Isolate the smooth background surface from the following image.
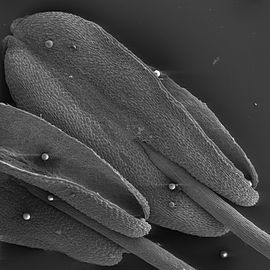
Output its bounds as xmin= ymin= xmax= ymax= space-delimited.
xmin=0 ymin=0 xmax=270 ymax=269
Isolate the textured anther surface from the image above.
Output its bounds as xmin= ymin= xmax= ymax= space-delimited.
xmin=0 ymin=104 xmax=151 ymax=238
xmin=158 ymin=71 xmax=258 ymax=188
xmin=0 ymin=173 xmax=125 ymax=266
xmin=4 ymin=12 xmax=258 ymax=237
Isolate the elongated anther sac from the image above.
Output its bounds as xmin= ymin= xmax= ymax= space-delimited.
xmin=140 ymin=142 xmax=270 ymax=260
xmin=38 ymin=192 xmax=196 ymax=270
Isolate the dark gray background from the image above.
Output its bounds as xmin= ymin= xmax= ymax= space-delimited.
xmin=0 ymin=0 xmax=270 ymax=269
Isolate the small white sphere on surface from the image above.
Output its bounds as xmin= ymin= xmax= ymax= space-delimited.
xmin=45 ymin=40 xmax=54 ymax=48
xmin=154 ymin=70 xmax=161 ymax=77
xmin=220 ymin=250 xmax=228 ymax=258
xmin=47 ymin=194 xmax=54 ymax=201
xmin=169 ymin=201 xmax=175 ymax=208
xmin=41 ymin=153 xmax=49 ymax=161
xmin=23 ymin=213 xmax=31 ymax=221
xmin=168 ymin=183 xmax=176 ymax=190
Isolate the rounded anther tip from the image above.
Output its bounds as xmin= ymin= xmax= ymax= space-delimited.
xmin=10 ymin=17 xmax=24 ymax=33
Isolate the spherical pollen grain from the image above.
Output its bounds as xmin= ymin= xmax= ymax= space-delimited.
xmin=23 ymin=213 xmax=31 ymax=221
xmin=41 ymin=153 xmax=49 ymax=161
xmin=45 ymin=40 xmax=54 ymax=48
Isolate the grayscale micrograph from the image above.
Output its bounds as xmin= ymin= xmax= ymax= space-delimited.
xmin=0 ymin=1 xmax=270 ymax=270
